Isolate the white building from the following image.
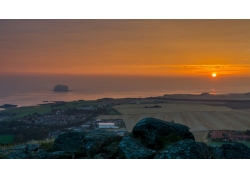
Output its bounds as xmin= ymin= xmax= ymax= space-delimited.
xmin=98 ymin=123 xmax=118 ymax=129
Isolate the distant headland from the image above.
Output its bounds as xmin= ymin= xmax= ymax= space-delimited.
xmin=53 ymin=85 xmax=72 ymax=92
xmin=0 ymin=104 xmax=18 ymax=109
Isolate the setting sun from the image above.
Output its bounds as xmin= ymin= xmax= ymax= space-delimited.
xmin=212 ymin=73 xmax=217 ymax=77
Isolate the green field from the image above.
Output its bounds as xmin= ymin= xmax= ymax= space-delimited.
xmin=0 ymin=135 xmax=15 ymax=144
xmin=106 ymin=108 xmax=122 ymax=115
xmin=0 ymin=100 xmax=96 ymax=121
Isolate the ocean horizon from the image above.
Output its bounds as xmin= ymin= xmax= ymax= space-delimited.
xmin=1 ymin=74 xmax=250 ymax=107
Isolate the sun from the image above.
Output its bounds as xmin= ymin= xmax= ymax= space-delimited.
xmin=212 ymin=73 xmax=217 ymax=77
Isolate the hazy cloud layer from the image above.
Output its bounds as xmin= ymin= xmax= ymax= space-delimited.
xmin=1 ymin=20 xmax=250 ymax=76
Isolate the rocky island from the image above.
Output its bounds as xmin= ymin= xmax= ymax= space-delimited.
xmin=53 ymin=85 xmax=71 ymax=92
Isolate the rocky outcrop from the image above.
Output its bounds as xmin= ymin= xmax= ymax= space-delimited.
xmin=50 ymin=129 xmax=122 ymax=159
xmin=155 ymin=139 xmax=210 ymax=159
xmin=83 ymin=129 xmax=123 ymax=158
xmin=53 ymin=85 xmax=69 ymax=92
xmin=0 ymin=144 xmax=40 ymax=159
xmin=1 ymin=118 xmax=250 ymax=159
xmin=118 ymin=136 xmax=156 ymax=159
xmin=118 ymin=118 xmax=200 ymax=159
xmin=210 ymin=143 xmax=250 ymax=159
xmin=52 ymin=131 xmax=86 ymax=153
xmin=131 ymin=118 xmax=195 ymax=150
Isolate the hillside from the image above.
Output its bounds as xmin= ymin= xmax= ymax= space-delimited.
xmin=1 ymin=118 xmax=250 ymax=159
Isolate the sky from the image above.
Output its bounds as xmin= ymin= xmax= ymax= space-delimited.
xmin=1 ymin=19 xmax=250 ymax=77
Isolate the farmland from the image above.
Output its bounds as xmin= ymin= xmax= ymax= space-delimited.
xmin=97 ymin=102 xmax=250 ymax=132
xmin=0 ymin=135 xmax=14 ymax=144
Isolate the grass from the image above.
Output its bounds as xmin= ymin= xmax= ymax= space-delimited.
xmin=106 ymin=108 xmax=122 ymax=115
xmin=52 ymin=100 xmax=96 ymax=109
xmin=0 ymin=135 xmax=15 ymax=144
xmin=27 ymin=139 xmax=55 ymax=150
xmin=0 ymin=105 xmax=52 ymax=120
xmin=0 ymin=100 xmax=96 ymax=121
xmin=0 ymin=138 xmax=55 ymax=149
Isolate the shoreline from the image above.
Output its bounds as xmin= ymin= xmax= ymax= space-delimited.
xmin=1 ymin=92 xmax=250 ymax=111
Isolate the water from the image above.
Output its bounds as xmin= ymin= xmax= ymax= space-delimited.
xmin=0 ymin=74 xmax=250 ymax=107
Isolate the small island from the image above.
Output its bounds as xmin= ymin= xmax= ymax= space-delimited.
xmin=53 ymin=85 xmax=71 ymax=92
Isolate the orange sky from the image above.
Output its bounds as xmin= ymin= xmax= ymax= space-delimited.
xmin=1 ymin=20 xmax=250 ymax=77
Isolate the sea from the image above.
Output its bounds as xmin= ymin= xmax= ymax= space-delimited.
xmin=1 ymin=74 xmax=250 ymax=108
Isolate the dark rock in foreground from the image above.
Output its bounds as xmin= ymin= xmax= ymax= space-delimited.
xmin=118 ymin=118 xmax=198 ymax=159
xmin=83 ymin=129 xmax=123 ymax=158
xmin=2 ymin=117 xmax=250 ymax=159
xmin=210 ymin=143 xmax=250 ymax=159
xmin=118 ymin=136 xmax=156 ymax=159
xmin=53 ymin=84 xmax=69 ymax=92
xmin=51 ymin=129 xmax=122 ymax=159
xmin=0 ymin=144 xmax=40 ymax=159
xmin=155 ymin=139 xmax=210 ymax=159
xmin=52 ymin=131 xmax=86 ymax=153
xmin=132 ymin=118 xmax=195 ymax=150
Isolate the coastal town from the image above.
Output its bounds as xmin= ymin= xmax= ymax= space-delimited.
xmin=17 ymin=109 xmax=86 ymax=126
xmin=0 ymin=101 xmax=128 ymax=144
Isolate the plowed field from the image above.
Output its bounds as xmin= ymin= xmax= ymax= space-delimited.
xmin=97 ymin=103 xmax=250 ymax=132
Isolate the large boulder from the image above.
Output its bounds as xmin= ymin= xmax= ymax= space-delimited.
xmin=82 ymin=129 xmax=123 ymax=158
xmin=51 ymin=130 xmax=123 ymax=159
xmin=155 ymin=139 xmax=210 ymax=159
xmin=118 ymin=118 xmax=195 ymax=159
xmin=132 ymin=118 xmax=194 ymax=150
xmin=52 ymin=132 xmax=86 ymax=153
xmin=118 ymin=136 xmax=156 ymax=159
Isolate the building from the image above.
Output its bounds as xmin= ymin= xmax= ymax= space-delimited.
xmin=210 ymin=130 xmax=250 ymax=142
xmin=98 ymin=123 xmax=118 ymax=129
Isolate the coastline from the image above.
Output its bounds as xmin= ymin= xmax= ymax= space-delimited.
xmin=1 ymin=91 xmax=250 ymax=111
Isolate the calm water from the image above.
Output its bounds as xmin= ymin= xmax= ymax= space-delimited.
xmin=0 ymin=75 xmax=250 ymax=107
